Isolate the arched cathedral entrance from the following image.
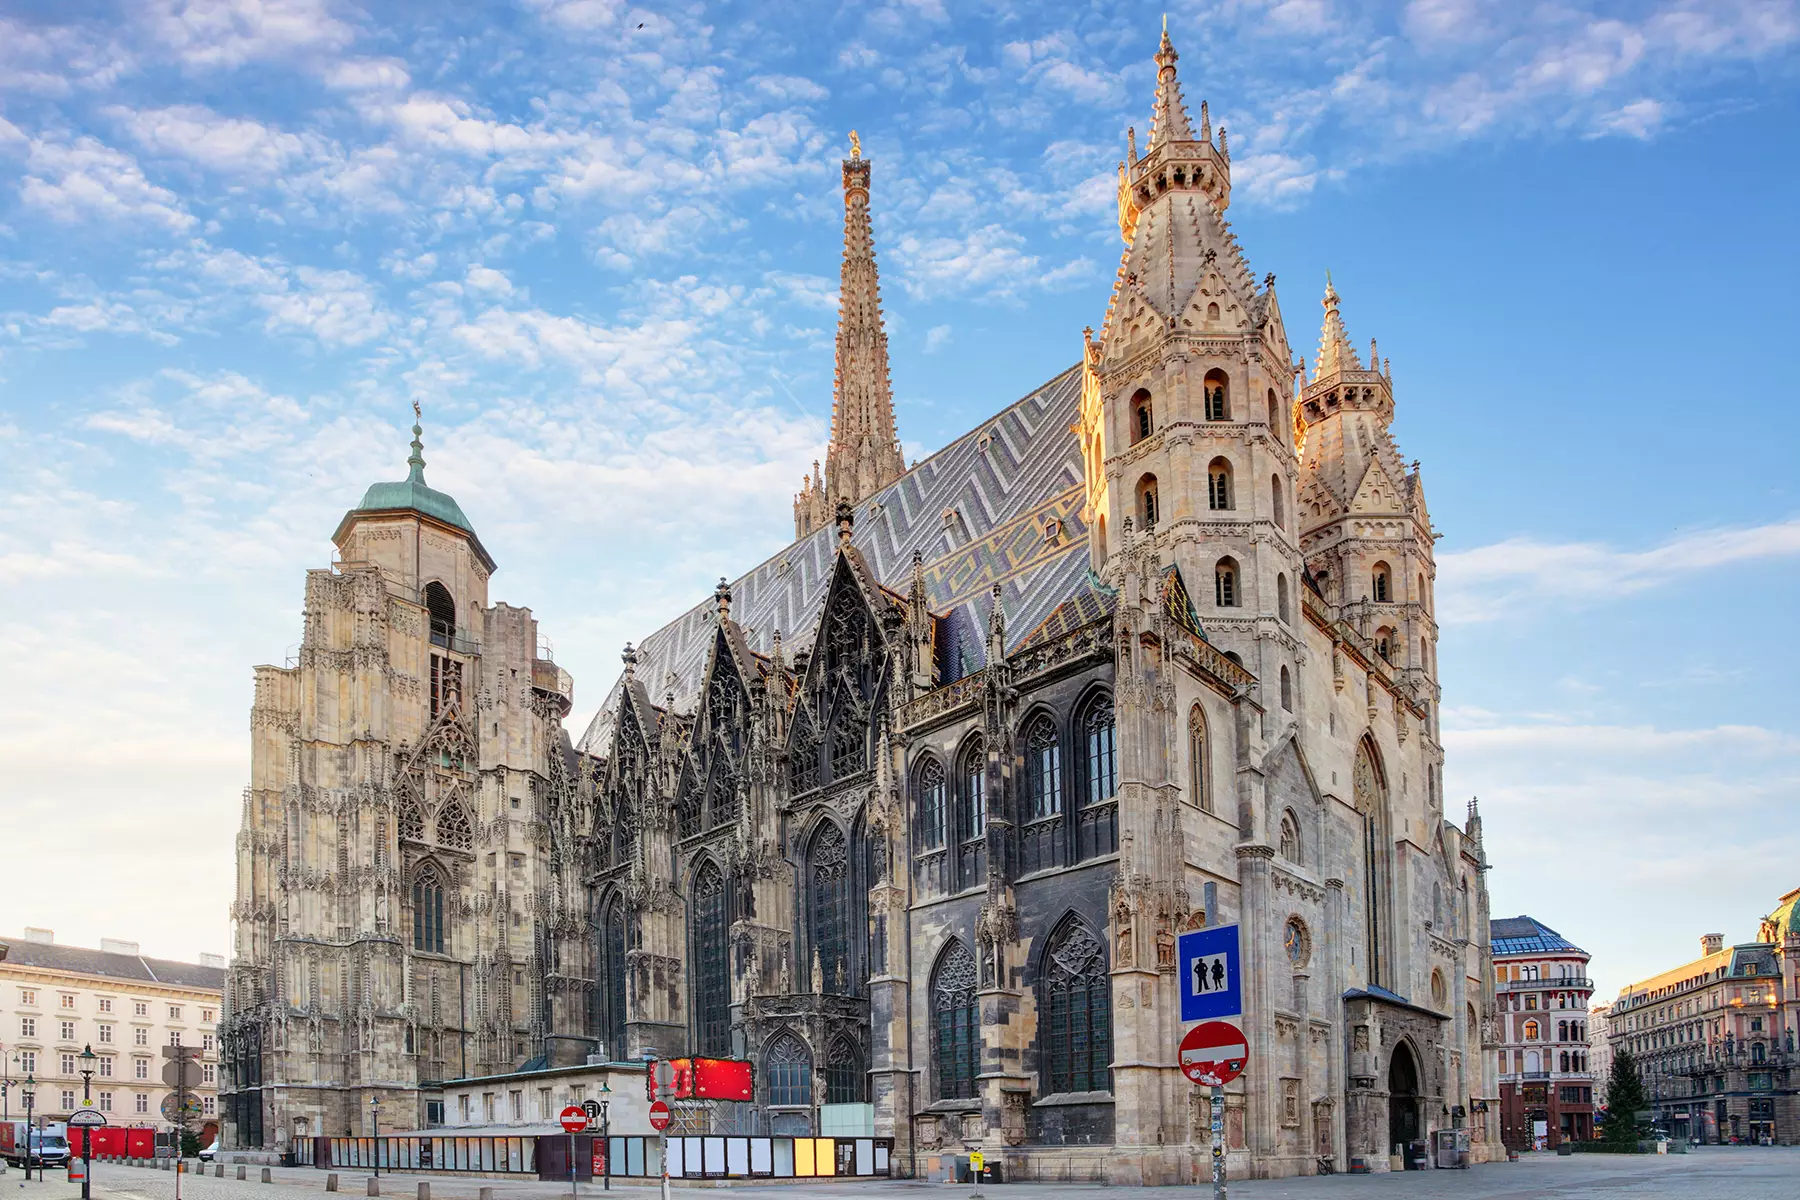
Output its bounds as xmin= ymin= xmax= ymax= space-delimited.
xmin=1388 ymin=1042 xmax=1421 ymax=1166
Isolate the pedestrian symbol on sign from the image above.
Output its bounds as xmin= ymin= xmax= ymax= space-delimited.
xmin=1191 ymin=951 xmax=1228 ymax=996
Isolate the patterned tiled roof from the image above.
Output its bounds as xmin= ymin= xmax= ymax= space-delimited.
xmin=579 ymin=364 xmax=1090 ymax=756
xmin=0 ymin=939 xmax=226 ymax=991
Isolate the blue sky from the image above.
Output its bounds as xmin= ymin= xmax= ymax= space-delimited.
xmin=1 ymin=0 xmax=1796 ymax=1002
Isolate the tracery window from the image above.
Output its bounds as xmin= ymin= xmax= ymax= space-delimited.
xmin=1188 ymin=704 xmax=1211 ymax=814
xmin=1021 ymin=714 xmax=1063 ymax=874
xmin=436 ymin=800 xmax=473 ymax=850
xmin=790 ymin=709 xmax=821 ymax=794
xmin=690 ymin=862 xmax=731 ymax=1055
xmin=1039 ymin=919 xmax=1111 ymax=1095
xmin=1278 ymin=810 xmax=1301 ymax=863
xmin=808 ymin=824 xmax=852 ymax=995
xmin=399 ymin=793 xmax=424 ymax=841
xmin=932 ymin=941 xmax=980 ymax=1101
xmin=676 ymin=769 xmax=703 ymax=839
xmin=412 ymin=867 xmax=445 ymax=955
xmin=709 ymin=761 xmax=739 ymax=828
xmin=595 ymin=898 xmax=627 ymax=1059
xmin=826 ymin=1035 xmax=865 ymax=1104
xmin=915 ymin=758 xmax=946 ymax=849
xmin=956 ymin=739 xmax=987 ymax=889
xmin=766 ymin=1034 xmax=812 ymax=1107
xmin=1077 ymin=694 xmax=1118 ymax=860
xmin=830 ymin=698 xmax=866 ymax=779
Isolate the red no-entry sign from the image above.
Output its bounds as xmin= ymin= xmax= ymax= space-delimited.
xmin=560 ymin=1105 xmax=589 ymax=1134
xmin=1180 ymin=1020 xmax=1248 ymax=1087
xmin=648 ymin=1101 xmax=671 ymax=1132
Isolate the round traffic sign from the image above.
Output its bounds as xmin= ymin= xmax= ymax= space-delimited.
xmin=560 ymin=1105 xmax=589 ymax=1134
xmin=647 ymin=1100 xmax=671 ymax=1132
xmin=1179 ymin=1020 xmax=1248 ymax=1086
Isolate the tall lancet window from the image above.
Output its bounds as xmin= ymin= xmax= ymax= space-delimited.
xmin=808 ymin=824 xmax=851 ymax=994
xmin=932 ymin=941 xmax=980 ymax=1101
xmin=1039 ymin=918 xmax=1112 ymax=1096
xmin=595 ymin=897 xmax=628 ymax=1060
xmin=690 ymin=861 xmax=732 ymax=1055
xmin=1354 ymin=741 xmax=1393 ymax=989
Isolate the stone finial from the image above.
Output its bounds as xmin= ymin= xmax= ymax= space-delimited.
xmin=621 ymin=643 xmax=638 ymax=680
xmin=835 ymin=499 xmax=855 ymax=548
xmin=714 ymin=576 xmax=732 ymax=623
xmin=1127 ymin=124 xmax=1138 ymax=165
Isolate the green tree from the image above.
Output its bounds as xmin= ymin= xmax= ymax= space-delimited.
xmin=1604 ymin=1048 xmax=1649 ymax=1147
xmin=179 ymin=1131 xmax=202 ymax=1158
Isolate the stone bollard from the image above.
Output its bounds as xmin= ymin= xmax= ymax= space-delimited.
xmin=479 ymin=1189 xmax=494 ymax=1200
xmin=216 ymin=1164 xmax=225 ymax=1177
xmin=417 ymin=1183 xmax=430 ymax=1200
xmin=238 ymin=1165 xmax=248 ymax=1179
xmin=261 ymin=1166 xmax=272 ymax=1182
xmin=367 ymin=1178 xmax=380 ymax=1197
xmin=327 ymin=1173 xmax=340 ymax=1192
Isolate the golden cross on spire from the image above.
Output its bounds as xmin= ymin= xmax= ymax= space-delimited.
xmin=849 ymin=130 xmax=861 ymax=159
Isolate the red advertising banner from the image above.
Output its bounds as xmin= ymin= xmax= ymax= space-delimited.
xmin=591 ymin=1139 xmax=607 ymax=1177
xmin=645 ymin=1057 xmax=754 ymax=1102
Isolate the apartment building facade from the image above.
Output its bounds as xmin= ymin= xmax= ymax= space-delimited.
xmin=1490 ymin=916 xmax=1596 ymax=1150
xmin=1609 ymin=890 xmax=1800 ymax=1145
xmin=0 ymin=929 xmax=226 ymax=1144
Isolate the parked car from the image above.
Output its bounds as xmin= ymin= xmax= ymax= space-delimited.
xmin=199 ymin=1141 xmax=219 ymax=1162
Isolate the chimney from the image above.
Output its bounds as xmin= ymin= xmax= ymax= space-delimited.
xmin=23 ymin=927 xmax=53 ymax=945
xmin=101 ymin=938 xmax=141 ymax=956
xmin=198 ymin=953 xmax=226 ymax=969
xmin=1702 ymin=933 xmax=1724 ymax=956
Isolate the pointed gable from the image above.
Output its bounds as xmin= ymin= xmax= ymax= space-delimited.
xmin=1348 ymin=458 xmax=1404 ymax=515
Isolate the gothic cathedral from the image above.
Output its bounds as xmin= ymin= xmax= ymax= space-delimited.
xmin=223 ymin=26 xmax=1499 ymax=1180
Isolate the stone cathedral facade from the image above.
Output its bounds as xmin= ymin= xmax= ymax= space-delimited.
xmin=224 ymin=26 xmax=1499 ymax=1180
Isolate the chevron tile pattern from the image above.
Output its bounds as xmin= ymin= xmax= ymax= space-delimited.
xmin=579 ymin=363 xmax=1098 ymax=755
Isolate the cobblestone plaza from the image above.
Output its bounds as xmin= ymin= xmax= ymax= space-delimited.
xmin=14 ymin=1148 xmax=1795 ymax=1200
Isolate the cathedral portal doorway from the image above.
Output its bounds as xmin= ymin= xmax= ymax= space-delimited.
xmin=1388 ymin=1042 xmax=1421 ymax=1166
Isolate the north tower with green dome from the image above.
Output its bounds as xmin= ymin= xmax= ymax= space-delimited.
xmin=220 ymin=417 xmax=576 ymax=1149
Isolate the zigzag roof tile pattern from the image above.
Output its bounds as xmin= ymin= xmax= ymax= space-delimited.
xmin=578 ymin=364 xmax=1098 ymax=758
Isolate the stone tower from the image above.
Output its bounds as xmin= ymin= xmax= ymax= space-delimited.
xmin=795 ymin=135 xmax=907 ymax=538
xmin=1296 ymin=279 xmax=1443 ymax=768
xmin=1081 ymin=23 xmax=1303 ymax=695
xmin=219 ymin=418 xmax=574 ymax=1150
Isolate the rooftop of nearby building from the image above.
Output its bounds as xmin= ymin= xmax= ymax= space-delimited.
xmin=1490 ymin=915 xmax=1587 ymax=958
xmin=0 ymin=929 xmax=226 ymax=991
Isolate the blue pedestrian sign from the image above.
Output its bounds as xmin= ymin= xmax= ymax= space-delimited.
xmin=1179 ymin=924 xmax=1242 ymax=1022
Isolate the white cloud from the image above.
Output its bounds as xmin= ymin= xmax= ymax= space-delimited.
xmin=20 ymin=136 xmax=195 ymax=232
xmin=923 ymin=323 xmax=951 ymax=353
xmin=892 ymin=224 xmax=1092 ymax=300
xmin=146 ymin=0 xmax=355 ymax=69
xmin=113 ymin=103 xmax=318 ymax=175
xmin=1438 ymin=517 xmax=1800 ymax=622
xmin=465 ymin=265 xmax=515 ymax=297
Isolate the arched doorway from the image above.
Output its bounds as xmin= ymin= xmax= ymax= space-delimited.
xmin=1388 ymin=1042 xmax=1421 ymax=1165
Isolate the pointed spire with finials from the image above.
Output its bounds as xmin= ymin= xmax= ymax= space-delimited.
xmin=1115 ymin=20 xmax=1232 ymax=245
xmin=794 ymin=132 xmax=908 ymax=541
xmin=1314 ymin=272 xmax=1363 ymax=379
xmin=1148 ymin=15 xmax=1195 ymax=147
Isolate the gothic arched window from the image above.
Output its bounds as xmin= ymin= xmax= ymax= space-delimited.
xmin=1207 ymin=457 xmax=1233 ymax=511
xmin=412 ymin=867 xmax=445 ymax=955
xmin=1278 ymin=810 xmax=1301 ymax=863
xmin=1372 ymin=561 xmax=1392 ymax=603
xmin=1271 ymin=473 xmax=1285 ymax=528
xmin=1077 ymin=694 xmax=1118 ymax=861
xmin=915 ymin=757 xmax=946 ymax=849
xmin=690 ymin=861 xmax=731 ymax=1055
xmin=1354 ymin=741 xmax=1393 ymax=989
xmin=808 ymin=824 xmax=851 ymax=995
xmin=956 ymin=738 xmax=987 ymax=889
xmin=595 ymin=897 xmax=627 ymax=1059
xmin=790 ymin=708 xmax=820 ymax=794
xmin=1129 ymin=389 xmax=1153 ymax=444
xmin=398 ymin=792 xmax=424 ymax=842
xmin=676 ymin=769 xmax=703 ymax=840
xmin=766 ymin=1034 xmax=812 ymax=1107
xmin=1188 ymin=704 xmax=1211 ymax=814
xmin=1021 ymin=714 xmax=1063 ymax=874
xmin=1214 ymin=557 xmax=1239 ymax=608
xmin=1280 ymin=664 xmax=1293 ymax=711
xmin=709 ymin=760 xmax=739 ymax=828
xmin=436 ymin=800 xmax=473 ymax=850
xmin=1267 ymin=389 xmax=1282 ymax=441
xmin=1203 ymin=369 xmax=1230 ymax=421
xmin=829 ymin=698 xmax=866 ymax=779
xmin=932 ymin=941 xmax=980 ymax=1101
xmin=1278 ymin=572 xmax=1291 ymax=624
xmin=1039 ymin=918 xmax=1111 ymax=1096
xmin=826 ymin=1035 xmax=865 ymax=1104
xmin=424 ymin=581 xmax=456 ymax=647
xmin=1137 ymin=474 xmax=1159 ymax=529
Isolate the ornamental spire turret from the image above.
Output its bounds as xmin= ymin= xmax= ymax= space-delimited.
xmin=796 ymin=132 xmax=906 ymax=540
xmin=1148 ymin=18 xmax=1195 ymax=148
xmin=1314 ymin=273 xmax=1362 ymax=379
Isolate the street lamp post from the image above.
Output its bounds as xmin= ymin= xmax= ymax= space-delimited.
xmin=596 ymin=1080 xmax=611 ymax=1193
xmin=78 ymin=1046 xmax=97 ymax=1200
xmin=370 ymin=1096 xmax=381 ymax=1178
xmin=21 ymin=1073 xmax=35 ymax=1183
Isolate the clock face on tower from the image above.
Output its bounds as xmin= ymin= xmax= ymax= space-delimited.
xmin=1284 ymin=918 xmax=1310 ymax=968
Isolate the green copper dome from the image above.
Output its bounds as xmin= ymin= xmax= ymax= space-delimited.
xmin=351 ymin=420 xmax=474 ymax=533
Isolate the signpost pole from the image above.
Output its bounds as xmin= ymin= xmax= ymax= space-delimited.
xmin=1210 ymin=1084 xmax=1226 ymax=1200
xmin=569 ymin=1131 xmax=577 ymax=1200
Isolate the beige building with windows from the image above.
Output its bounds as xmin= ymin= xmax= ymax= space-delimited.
xmin=0 ymin=929 xmax=225 ymax=1143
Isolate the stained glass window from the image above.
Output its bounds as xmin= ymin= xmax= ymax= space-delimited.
xmin=915 ymin=759 xmax=946 ymax=849
xmin=1040 ymin=920 xmax=1111 ymax=1095
xmin=690 ymin=862 xmax=731 ymax=1055
xmin=826 ymin=1035 xmax=865 ymax=1104
xmin=1025 ymin=716 xmax=1061 ymax=819
xmin=1077 ymin=696 xmax=1118 ymax=860
xmin=809 ymin=824 xmax=851 ymax=995
xmin=766 ymin=1034 xmax=812 ymax=1106
xmin=596 ymin=898 xmax=627 ymax=1059
xmin=413 ymin=868 xmax=445 ymax=954
xmin=957 ymin=740 xmax=987 ymax=888
xmin=932 ymin=941 xmax=980 ymax=1100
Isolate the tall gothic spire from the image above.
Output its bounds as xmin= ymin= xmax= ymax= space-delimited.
xmin=796 ymin=133 xmax=906 ymax=540
xmin=1148 ymin=18 xmax=1195 ymax=147
xmin=1314 ymin=273 xmax=1362 ymax=379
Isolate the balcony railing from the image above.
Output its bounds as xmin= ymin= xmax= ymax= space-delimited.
xmin=1499 ymin=977 xmax=1592 ymax=992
